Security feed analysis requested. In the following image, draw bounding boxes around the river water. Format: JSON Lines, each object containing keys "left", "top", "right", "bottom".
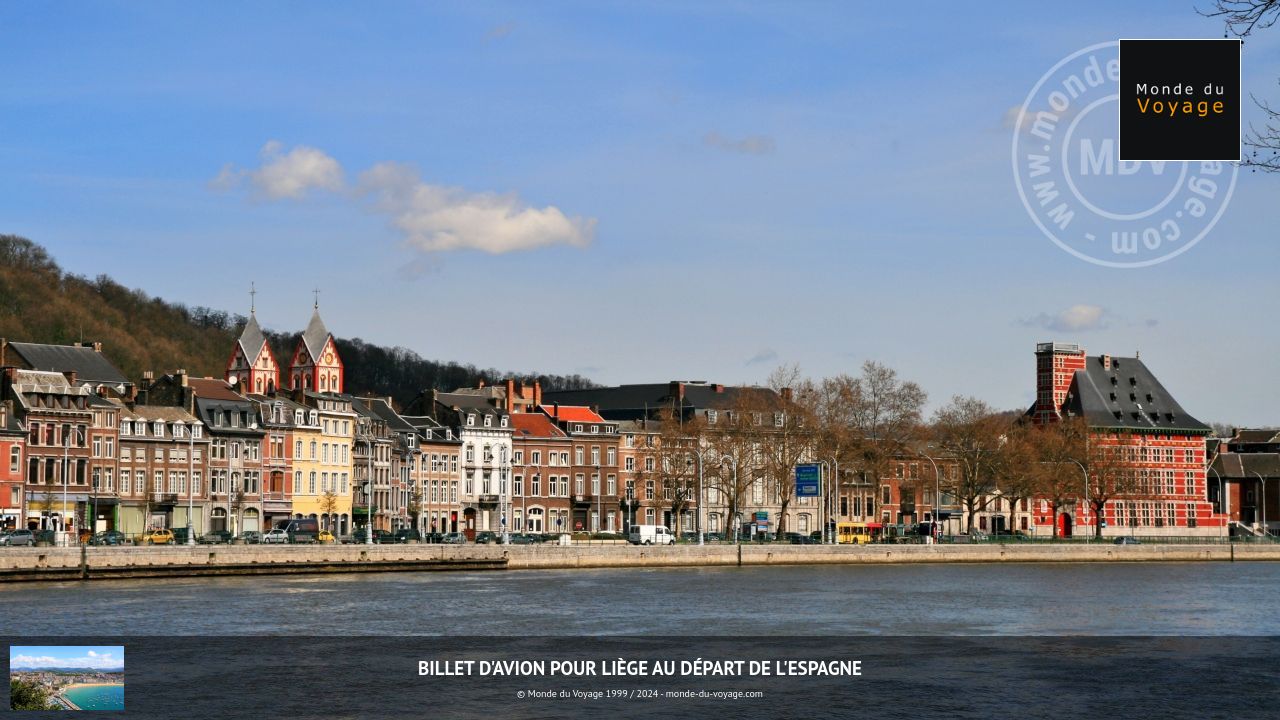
{"left": 2, "top": 562, "right": 1276, "bottom": 636}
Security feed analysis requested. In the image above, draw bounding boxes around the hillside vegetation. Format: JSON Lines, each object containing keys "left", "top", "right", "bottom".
{"left": 0, "top": 234, "right": 595, "bottom": 404}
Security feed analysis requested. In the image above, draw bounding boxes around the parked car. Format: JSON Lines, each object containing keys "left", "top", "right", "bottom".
{"left": 1114, "top": 536, "right": 1141, "bottom": 545}
{"left": 144, "top": 528, "right": 175, "bottom": 545}
{"left": 89, "top": 530, "right": 127, "bottom": 546}
{"left": 261, "top": 528, "right": 291, "bottom": 544}
{"left": 393, "top": 529, "right": 422, "bottom": 544}
{"left": 421, "top": 532, "right": 443, "bottom": 544}
{"left": 474, "top": 531, "right": 499, "bottom": 544}
{"left": 350, "top": 527, "right": 393, "bottom": 544}
{"left": 508, "top": 533, "right": 539, "bottom": 545}
{"left": 441, "top": 532, "right": 467, "bottom": 544}
{"left": 0, "top": 529, "right": 35, "bottom": 546}
{"left": 237, "top": 530, "right": 263, "bottom": 544}
{"left": 317, "top": 530, "right": 336, "bottom": 544}
{"left": 199, "top": 530, "right": 233, "bottom": 544}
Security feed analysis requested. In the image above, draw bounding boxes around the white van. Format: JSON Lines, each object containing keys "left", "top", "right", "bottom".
{"left": 629, "top": 524, "right": 676, "bottom": 546}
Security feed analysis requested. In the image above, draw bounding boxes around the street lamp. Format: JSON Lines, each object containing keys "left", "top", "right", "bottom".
{"left": 920, "top": 452, "right": 941, "bottom": 543}
{"left": 186, "top": 423, "right": 197, "bottom": 545}
{"left": 1207, "top": 465, "right": 1226, "bottom": 536}
{"left": 1252, "top": 471, "right": 1268, "bottom": 539}
{"left": 362, "top": 480, "right": 373, "bottom": 545}
{"left": 62, "top": 425, "right": 86, "bottom": 546}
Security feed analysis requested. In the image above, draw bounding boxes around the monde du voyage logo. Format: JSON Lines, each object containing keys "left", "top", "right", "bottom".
{"left": 1012, "top": 40, "right": 1240, "bottom": 268}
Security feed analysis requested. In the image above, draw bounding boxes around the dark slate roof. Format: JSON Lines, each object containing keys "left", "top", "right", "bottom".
{"left": 300, "top": 308, "right": 331, "bottom": 361}
{"left": 352, "top": 397, "right": 415, "bottom": 432}
{"left": 542, "top": 382, "right": 783, "bottom": 420}
{"left": 7, "top": 342, "right": 128, "bottom": 386}
{"left": 236, "top": 313, "right": 269, "bottom": 361}
{"left": 1232, "top": 429, "right": 1280, "bottom": 445}
{"left": 1212, "top": 452, "right": 1280, "bottom": 479}
{"left": 435, "top": 392, "right": 508, "bottom": 416}
{"left": 1061, "top": 355, "right": 1209, "bottom": 434}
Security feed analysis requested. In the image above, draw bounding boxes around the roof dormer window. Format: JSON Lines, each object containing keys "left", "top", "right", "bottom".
{"left": 468, "top": 414, "right": 476, "bottom": 426}
{"left": 484, "top": 415, "right": 492, "bottom": 427}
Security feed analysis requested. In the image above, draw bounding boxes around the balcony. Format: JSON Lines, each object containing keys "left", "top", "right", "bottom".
{"left": 478, "top": 494, "right": 500, "bottom": 506}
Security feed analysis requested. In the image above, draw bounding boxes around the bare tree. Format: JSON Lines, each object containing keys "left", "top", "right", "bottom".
{"left": 1077, "top": 427, "right": 1140, "bottom": 539}
{"left": 932, "top": 396, "right": 1004, "bottom": 533}
{"left": 1200, "top": 1, "right": 1280, "bottom": 170}
{"left": 318, "top": 490, "right": 339, "bottom": 533}
{"left": 703, "top": 394, "right": 764, "bottom": 543}
{"left": 753, "top": 366, "right": 814, "bottom": 536}
{"left": 838, "top": 362, "right": 928, "bottom": 522}
{"left": 990, "top": 421, "right": 1039, "bottom": 535}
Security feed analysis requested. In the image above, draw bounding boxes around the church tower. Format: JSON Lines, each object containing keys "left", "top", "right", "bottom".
{"left": 289, "top": 294, "right": 344, "bottom": 393}
{"left": 226, "top": 284, "right": 281, "bottom": 394}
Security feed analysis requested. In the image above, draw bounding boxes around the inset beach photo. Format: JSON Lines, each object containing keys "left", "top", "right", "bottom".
{"left": 9, "top": 646, "right": 124, "bottom": 711}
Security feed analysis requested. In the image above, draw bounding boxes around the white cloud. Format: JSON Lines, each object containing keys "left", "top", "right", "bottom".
{"left": 213, "top": 144, "right": 595, "bottom": 255}
{"left": 703, "top": 131, "right": 776, "bottom": 155}
{"left": 358, "top": 162, "right": 596, "bottom": 254}
{"left": 1021, "top": 304, "right": 1109, "bottom": 332}
{"left": 486, "top": 22, "right": 515, "bottom": 41}
{"left": 209, "top": 140, "right": 344, "bottom": 200}
{"left": 11, "top": 651, "right": 120, "bottom": 670}
{"left": 745, "top": 348, "right": 779, "bottom": 366}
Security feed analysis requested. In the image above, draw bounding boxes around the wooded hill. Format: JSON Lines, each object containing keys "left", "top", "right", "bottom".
{"left": 0, "top": 234, "right": 597, "bottom": 404}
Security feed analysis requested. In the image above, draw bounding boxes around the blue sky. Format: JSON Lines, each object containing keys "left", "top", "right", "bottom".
{"left": 2, "top": 1, "right": 1277, "bottom": 425}
{"left": 10, "top": 646, "right": 124, "bottom": 669}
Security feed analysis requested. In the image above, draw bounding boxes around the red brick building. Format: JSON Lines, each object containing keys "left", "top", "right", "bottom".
{"left": 539, "top": 405, "right": 622, "bottom": 533}
{"left": 509, "top": 412, "right": 571, "bottom": 534}
{"left": 1029, "top": 342, "right": 1221, "bottom": 537}
{"left": 0, "top": 400, "right": 24, "bottom": 531}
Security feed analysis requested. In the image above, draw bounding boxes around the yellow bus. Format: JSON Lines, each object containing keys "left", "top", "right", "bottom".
{"left": 836, "top": 522, "right": 883, "bottom": 545}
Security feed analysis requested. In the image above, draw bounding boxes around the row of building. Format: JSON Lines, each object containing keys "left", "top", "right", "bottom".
{"left": 0, "top": 305, "right": 1275, "bottom": 540}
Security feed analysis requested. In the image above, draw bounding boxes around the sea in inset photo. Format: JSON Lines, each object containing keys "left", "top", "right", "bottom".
{"left": 8, "top": 645, "right": 124, "bottom": 711}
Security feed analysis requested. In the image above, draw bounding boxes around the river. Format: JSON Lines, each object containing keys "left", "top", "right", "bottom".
{"left": 2, "top": 562, "right": 1276, "bottom": 635}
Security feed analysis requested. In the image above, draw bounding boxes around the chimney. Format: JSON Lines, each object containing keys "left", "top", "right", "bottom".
{"left": 63, "top": 370, "right": 78, "bottom": 385}
{"left": 713, "top": 384, "right": 724, "bottom": 393}
{"left": 781, "top": 387, "right": 793, "bottom": 402}
{"left": 1102, "top": 355, "right": 1112, "bottom": 370}
{"left": 669, "top": 381, "right": 685, "bottom": 404}
{"left": 552, "top": 402, "right": 559, "bottom": 420}
{"left": 176, "top": 369, "right": 188, "bottom": 388}
{"left": 533, "top": 380, "right": 542, "bottom": 407}
{"left": 505, "top": 379, "right": 516, "bottom": 414}
{"left": 93, "top": 341, "right": 103, "bottom": 353}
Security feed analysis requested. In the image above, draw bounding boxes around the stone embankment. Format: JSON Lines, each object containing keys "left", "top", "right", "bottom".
{"left": 0, "top": 542, "right": 1276, "bottom": 582}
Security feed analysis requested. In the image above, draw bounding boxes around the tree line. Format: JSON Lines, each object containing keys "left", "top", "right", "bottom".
{"left": 0, "top": 234, "right": 596, "bottom": 406}
{"left": 634, "top": 362, "right": 1153, "bottom": 540}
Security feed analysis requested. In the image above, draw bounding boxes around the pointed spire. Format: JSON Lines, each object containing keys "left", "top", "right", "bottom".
{"left": 302, "top": 305, "right": 331, "bottom": 361}
{"left": 313, "top": 287, "right": 321, "bottom": 310}
{"left": 250, "top": 282, "right": 257, "bottom": 315}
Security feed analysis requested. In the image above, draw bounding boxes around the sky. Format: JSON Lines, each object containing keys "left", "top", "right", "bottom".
{"left": 9, "top": 646, "right": 124, "bottom": 670}
{"left": 2, "top": 1, "right": 1277, "bottom": 426}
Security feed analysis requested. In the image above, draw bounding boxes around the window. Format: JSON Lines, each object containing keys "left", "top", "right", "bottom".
{"left": 576, "top": 474, "right": 585, "bottom": 495}
{"left": 483, "top": 415, "right": 492, "bottom": 427}
{"left": 607, "top": 448, "right": 616, "bottom": 466}
{"left": 625, "top": 457, "right": 635, "bottom": 471}
{"left": 309, "top": 472, "right": 317, "bottom": 494}
{"left": 10, "top": 447, "right": 19, "bottom": 472}
{"left": 532, "top": 475, "right": 541, "bottom": 496}
{"left": 575, "top": 447, "right": 584, "bottom": 465}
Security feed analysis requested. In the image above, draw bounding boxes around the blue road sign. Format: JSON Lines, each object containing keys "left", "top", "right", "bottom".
{"left": 795, "top": 463, "right": 821, "bottom": 497}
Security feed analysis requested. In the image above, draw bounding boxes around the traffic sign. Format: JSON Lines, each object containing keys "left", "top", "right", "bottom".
{"left": 795, "top": 463, "right": 821, "bottom": 497}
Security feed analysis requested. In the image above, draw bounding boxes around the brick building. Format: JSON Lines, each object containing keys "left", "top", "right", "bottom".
{"left": 1029, "top": 342, "right": 1220, "bottom": 537}
{"left": 509, "top": 411, "right": 572, "bottom": 534}
{"left": 0, "top": 400, "right": 24, "bottom": 531}
{"left": 539, "top": 405, "right": 622, "bottom": 533}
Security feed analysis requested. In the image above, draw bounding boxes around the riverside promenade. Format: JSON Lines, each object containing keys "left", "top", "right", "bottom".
{"left": 1, "top": 542, "right": 1278, "bottom": 581}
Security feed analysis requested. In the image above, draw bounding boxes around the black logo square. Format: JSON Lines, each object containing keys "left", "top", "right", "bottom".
{"left": 1119, "top": 39, "right": 1241, "bottom": 161}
